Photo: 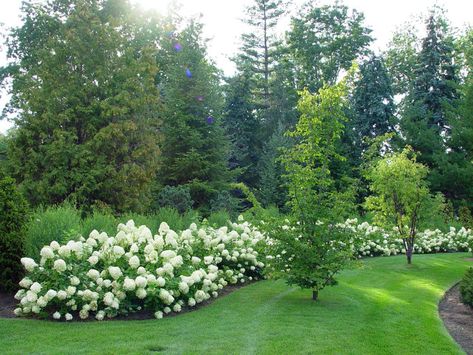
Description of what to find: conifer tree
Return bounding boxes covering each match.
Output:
[156,19,232,209]
[2,0,161,212]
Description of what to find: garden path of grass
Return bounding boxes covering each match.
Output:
[0,253,471,355]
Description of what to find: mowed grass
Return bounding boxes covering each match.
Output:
[0,253,471,355]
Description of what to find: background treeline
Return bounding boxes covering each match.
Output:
[0,0,472,225]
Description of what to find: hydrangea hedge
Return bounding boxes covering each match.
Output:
[14,217,473,321]
[15,218,265,321]
[339,219,473,257]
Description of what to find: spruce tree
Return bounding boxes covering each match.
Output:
[156,19,232,209]
[351,55,396,158]
[237,0,288,112]
[401,11,459,178]
[223,70,262,189]
[258,123,291,209]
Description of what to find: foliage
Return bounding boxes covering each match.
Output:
[283,75,356,222]
[459,206,473,229]
[264,218,352,300]
[206,211,231,228]
[364,147,432,263]
[25,204,82,258]
[156,185,194,214]
[0,176,29,291]
[384,19,420,96]
[339,218,472,258]
[236,0,288,113]
[15,218,265,320]
[209,191,240,217]
[156,19,232,209]
[224,71,262,189]
[460,267,473,308]
[288,2,372,92]
[80,211,117,238]
[350,55,396,154]
[268,76,356,299]
[400,11,463,206]
[2,0,161,212]
[257,124,291,209]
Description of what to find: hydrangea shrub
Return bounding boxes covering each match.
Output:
[15,218,264,320]
[338,219,473,257]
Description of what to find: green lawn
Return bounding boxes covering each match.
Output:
[0,253,471,355]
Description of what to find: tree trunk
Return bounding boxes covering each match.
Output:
[406,246,413,264]
[312,290,318,301]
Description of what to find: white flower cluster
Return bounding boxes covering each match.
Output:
[338,219,473,257]
[15,218,265,321]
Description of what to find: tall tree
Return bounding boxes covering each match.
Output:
[1,0,161,212]
[411,13,458,133]
[350,55,396,159]
[156,19,232,209]
[384,19,421,97]
[288,2,372,93]
[237,0,288,112]
[401,11,460,195]
[223,70,262,189]
[433,28,473,207]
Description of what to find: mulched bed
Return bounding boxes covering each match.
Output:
[0,280,257,322]
[439,283,473,355]
[0,292,16,318]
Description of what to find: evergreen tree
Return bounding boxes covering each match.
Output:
[433,28,473,206]
[156,19,232,209]
[223,70,262,189]
[1,0,161,212]
[258,123,291,209]
[237,0,288,112]
[401,11,459,184]
[351,55,396,158]
[411,13,458,133]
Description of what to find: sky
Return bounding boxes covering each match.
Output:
[0,0,472,133]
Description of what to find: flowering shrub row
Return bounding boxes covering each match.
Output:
[15,218,265,321]
[338,219,473,257]
[14,216,473,321]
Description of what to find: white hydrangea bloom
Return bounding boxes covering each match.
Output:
[53,259,67,273]
[108,266,122,280]
[128,256,140,269]
[40,246,55,259]
[20,258,37,272]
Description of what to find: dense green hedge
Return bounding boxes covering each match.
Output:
[0,177,29,292]
[460,267,473,308]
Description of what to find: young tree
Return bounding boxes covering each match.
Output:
[365,147,431,264]
[272,75,355,300]
[2,0,161,212]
